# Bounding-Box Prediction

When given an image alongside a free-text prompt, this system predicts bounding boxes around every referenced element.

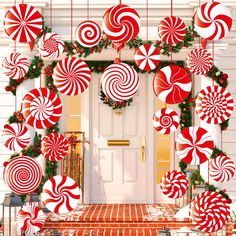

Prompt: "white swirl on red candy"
[4,4,42,43]
[194,2,232,41]
[41,133,69,161]
[160,170,188,199]
[186,48,213,75]
[190,191,230,233]
[38,33,65,60]
[3,156,42,195]
[76,20,102,48]
[209,155,236,182]
[175,126,214,165]
[153,108,179,134]
[3,123,30,152]
[53,57,91,96]
[102,4,140,43]
[17,205,46,234]
[158,16,186,45]
[2,53,29,80]
[153,65,192,104]
[195,85,234,124]
[101,62,139,102]
[21,88,62,129]
[134,44,160,71]
[41,175,81,214]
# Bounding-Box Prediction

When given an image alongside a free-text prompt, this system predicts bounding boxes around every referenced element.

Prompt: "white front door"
[90,74,150,203]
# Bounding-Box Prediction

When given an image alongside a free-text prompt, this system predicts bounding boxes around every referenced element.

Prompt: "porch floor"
[37,204,233,236]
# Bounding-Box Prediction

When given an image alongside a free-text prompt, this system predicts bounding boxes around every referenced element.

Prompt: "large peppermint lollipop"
[101,62,139,102]
[194,2,232,41]
[176,126,214,165]
[153,65,192,104]
[186,48,213,75]
[3,123,30,152]
[38,33,65,60]
[2,53,29,80]
[76,20,102,48]
[190,191,230,232]
[158,16,186,45]
[3,156,42,195]
[160,170,188,199]
[153,108,179,134]
[53,57,91,96]
[209,155,236,182]
[41,175,81,213]
[17,205,46,234]
[41,133,69,161]
[4,4,43,42]
[195,85,234,124]
[21,88,62,129]
[103,4,140,43]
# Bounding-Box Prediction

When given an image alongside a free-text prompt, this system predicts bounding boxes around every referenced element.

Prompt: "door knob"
[141,136,145,161]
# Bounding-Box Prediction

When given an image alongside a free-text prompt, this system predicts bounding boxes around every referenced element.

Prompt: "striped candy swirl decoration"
[103,4,140,43]
[76,20,102,48]
[158,16,186,45]
[160,170,188,199]
[17,205,46,234]
[3,123,30,152]
[194,2,232,41]
[101,62,139,102]
[195,85,234,124]
[209,155,236,182]
[153,65,192,104]
[42,175,81,213]
[3,156,42,195]
[176,127,214,165]
[21,88,62,129]
[190,191,230,232]
[134,44,160,71]
[2,53,29,80]
[153,108,179,134]
[38,33,65,60]
[186,48,213,75]
[53,57,91,96]
[41,133,69,161]
[4,4,42,42]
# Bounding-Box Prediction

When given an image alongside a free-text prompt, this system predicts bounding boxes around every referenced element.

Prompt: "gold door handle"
[141,136,145,161]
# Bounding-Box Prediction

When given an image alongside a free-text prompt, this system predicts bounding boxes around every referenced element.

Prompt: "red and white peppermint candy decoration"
[41,133,69,161]
[103,4,140,43]
[2,53,29,80]
[21,88,62,129]
[2,123,30,152]
[186,48,213,75]
[101,62,139,102]
[190,191,230,232]
[134,44,160,71]
[160,170,188,199]
[53,57,91,96]
[209,155,236,182]
[76,20,102,48]
[158,16,186,45]
[41,175,81,213]
[194,2,232,41]
[17,205,46,234]
[195,85,234,124]
[3,156,42,195]
[176,127,214,165]
[153,108,179,134]
[4,4,42,42]
[153,65,192,104]
[38,33,65,60]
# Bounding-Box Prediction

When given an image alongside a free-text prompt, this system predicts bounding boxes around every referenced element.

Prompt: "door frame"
[81,69,156,204]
